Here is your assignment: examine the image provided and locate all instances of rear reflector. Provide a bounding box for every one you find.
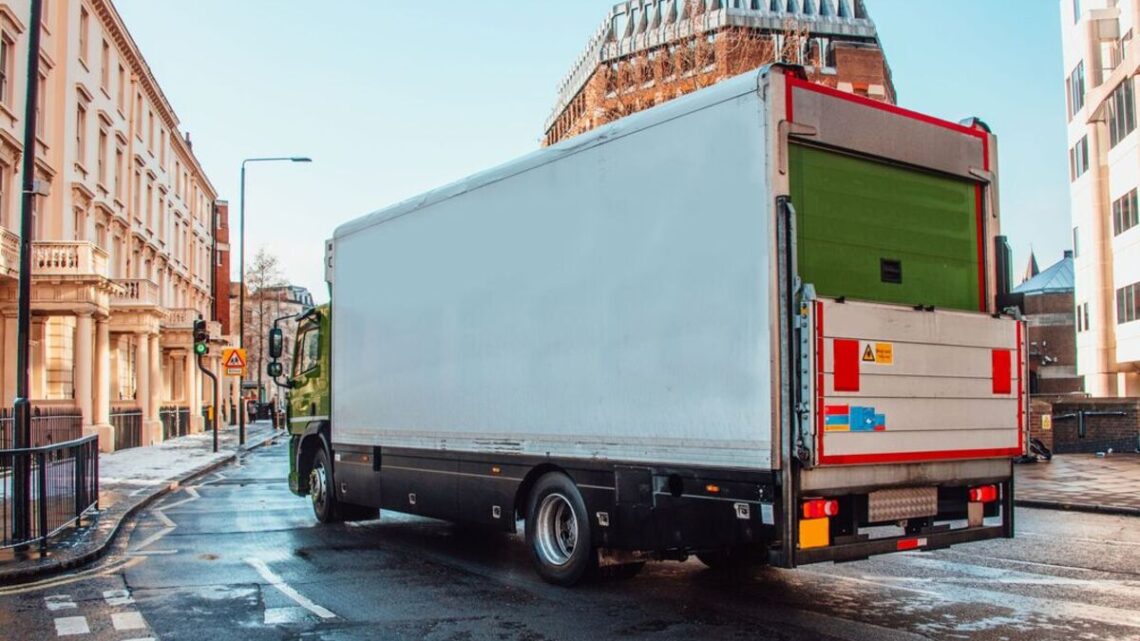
[897,537,927,551]
[968,485,999,503]
[802,499,839,520]
[834,339,861,391]
[991,349,1012,394]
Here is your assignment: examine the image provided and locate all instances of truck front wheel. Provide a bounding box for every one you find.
[525,473,593,586]
[309,447,339,523]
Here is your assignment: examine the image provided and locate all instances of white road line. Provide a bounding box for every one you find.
[131,526,175,552]
[156,496,197,511]
[0,557,143,597]
[152,510,176,528]
[245,557,336,619]
[103,589,134,606]
[44,594,76,611]
[111,611,147,631]
[130,549,179,556]
[53,616,90,636]
[185,486,200,499]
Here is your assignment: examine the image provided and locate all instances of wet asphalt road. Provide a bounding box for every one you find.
[1,439,1139,641]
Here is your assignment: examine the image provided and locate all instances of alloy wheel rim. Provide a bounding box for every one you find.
[310,462,328,512]
[535,492,578,566]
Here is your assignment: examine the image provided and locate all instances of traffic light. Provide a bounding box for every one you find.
[193,319,209,356]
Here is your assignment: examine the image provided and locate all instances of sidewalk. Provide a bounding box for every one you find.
[1015,453,1140,516]
[0,421,283,585]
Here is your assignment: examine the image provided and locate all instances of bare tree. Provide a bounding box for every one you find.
[244,247,285,401]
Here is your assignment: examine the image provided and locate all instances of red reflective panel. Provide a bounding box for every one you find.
[833,339,860,392]
[992,349,1012,394]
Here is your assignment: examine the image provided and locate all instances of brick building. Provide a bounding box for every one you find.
[212,200,231,336]
[543,0,895,146]
[1010,252,1082,395]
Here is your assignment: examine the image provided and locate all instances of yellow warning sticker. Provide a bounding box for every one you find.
[862,344,876,362]
[874,342,893,365]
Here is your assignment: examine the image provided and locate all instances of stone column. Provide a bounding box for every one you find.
[31,318,45,399]
[134,335,152,444]
[184,350,202,433]
[74,313,94,432]
[1,313,16,404]
[149,334,161,441]
[92,317,113,452]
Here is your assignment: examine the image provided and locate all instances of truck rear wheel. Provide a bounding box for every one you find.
[525,473,593,586]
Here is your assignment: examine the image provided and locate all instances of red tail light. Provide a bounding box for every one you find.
[968,485,998,503]
[802,498,839,519]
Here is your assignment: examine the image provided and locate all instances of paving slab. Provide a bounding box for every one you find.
[0,421,283,585]
[1015,453,1140,516]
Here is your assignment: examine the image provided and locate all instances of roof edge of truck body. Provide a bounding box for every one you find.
[332,66,791,242]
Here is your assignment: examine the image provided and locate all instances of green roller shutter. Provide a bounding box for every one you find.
[788,144,982,312]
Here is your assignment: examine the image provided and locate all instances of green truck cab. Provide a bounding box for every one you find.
[270,304,332,497]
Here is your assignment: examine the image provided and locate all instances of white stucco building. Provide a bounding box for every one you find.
[1062,0,1140,396]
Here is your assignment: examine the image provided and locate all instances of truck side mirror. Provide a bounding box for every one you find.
[268,328,284,359]
[267,361,283,378]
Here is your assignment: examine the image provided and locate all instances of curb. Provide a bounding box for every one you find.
[0,428,283,586]
[1014,498,1140,518]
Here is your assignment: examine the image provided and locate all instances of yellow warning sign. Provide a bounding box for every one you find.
[222,348,247,377]
[1041,415,1052,431]
[874,342,894,365]
[862,342,894,365]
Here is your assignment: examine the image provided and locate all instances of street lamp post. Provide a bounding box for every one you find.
[238,157,310,446]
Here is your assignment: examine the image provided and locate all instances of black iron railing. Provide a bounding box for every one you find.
[159,406,190,440]
[110,408,143,451]
[0,406,83,449]
[0,435,99,551]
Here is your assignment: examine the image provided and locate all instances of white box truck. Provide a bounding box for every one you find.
[271,66,1025,586]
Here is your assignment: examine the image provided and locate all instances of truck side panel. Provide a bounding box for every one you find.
[332,82,775,470]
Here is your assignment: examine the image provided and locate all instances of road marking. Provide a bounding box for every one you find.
[264,606,311,625]
[54,616,89,636]
[111,611,147,631]
[0,557,143,597]
[131,526,175,552]
[44,594,77,611]
[103,589,134,606]
[185,486,200,499]
[245,557,336,619]
[130,549,179,556]
[152,510,176,528]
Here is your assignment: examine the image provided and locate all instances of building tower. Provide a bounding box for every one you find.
[544,0,895,146]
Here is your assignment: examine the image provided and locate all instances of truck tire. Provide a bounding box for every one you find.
[309,447,340,523]
[525,472,593,586]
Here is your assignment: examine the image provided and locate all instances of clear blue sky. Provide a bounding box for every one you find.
[115,1,1069,301]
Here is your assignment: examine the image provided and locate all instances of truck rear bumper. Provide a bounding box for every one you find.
[796,522,1007,564]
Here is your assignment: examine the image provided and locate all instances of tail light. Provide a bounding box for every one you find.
[802,498,839,519]
[968,485,998,503]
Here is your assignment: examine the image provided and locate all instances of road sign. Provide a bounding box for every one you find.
[222,348,248,377]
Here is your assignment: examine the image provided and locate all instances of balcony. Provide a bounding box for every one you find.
[31,241,109,279]
[111,279,161,310]
[1,227,17,279]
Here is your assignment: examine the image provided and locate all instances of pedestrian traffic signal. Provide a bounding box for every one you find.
[193,319,209,356]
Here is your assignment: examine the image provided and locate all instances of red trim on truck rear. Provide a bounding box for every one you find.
[1017,321,1025,452]
[833,339,861,392]
[815,301,825,461]
[975,185,987,312]
[991,349,1012,394]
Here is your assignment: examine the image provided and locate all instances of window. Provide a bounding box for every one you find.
[1118,282,1140,324]
[97,129,107,184]
[0,162,9,229]
[76,103,88,165]
[1070,136,1089,181]
[1073,226,1080,258]
[78,7,89,64]
[1107,79,1136,147]
[1113,189,1139,235]
[117,64,125,110]
[147,110,153,151]
[132,169,141,215]
[35,74,46,139]
[1073,0,1081,23]
[1077,302,1090,331]
[100,39,110,90]
[0,35,12,106]
[295,328,321,375]
[146,182,152,228]
[1067,61,1085,119]
[114,147,124,199]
